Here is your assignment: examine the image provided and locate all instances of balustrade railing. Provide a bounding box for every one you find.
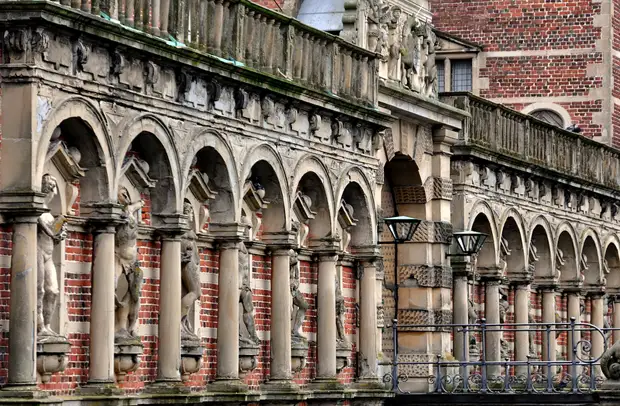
[35,0,377,106]
[387,318,612,395]
[442,92,620,190]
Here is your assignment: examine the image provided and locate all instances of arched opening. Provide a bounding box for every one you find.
[472,213,496,271]
[582,236,602,288]
[530,225,553,280]
[340,182,373,251]
[500,217,526,277]
[384,155,426,220]
[294,172,332,246]
[557,231,579,283]
[244,160,286,238]
[605,243,620,292]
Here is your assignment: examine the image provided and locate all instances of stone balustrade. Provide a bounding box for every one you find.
[38,0,378,106]
[441,92,620,191]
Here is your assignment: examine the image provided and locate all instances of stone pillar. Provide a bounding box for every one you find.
[484,279,501,377]
[88,227,117,384]
[590,293,605,376]
[4,217,39,391]
[514,284,530,375]
[155,237,182,384]
[567,291,582,361]
[541,288,557,375]
[358,259,379,383]
[267,248,293,387]
[315,253,338,383]
[452,260,471,363]
[613,296,620,344]
[211,240,244,390]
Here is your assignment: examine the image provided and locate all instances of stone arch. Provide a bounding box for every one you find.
[528,215,555,280]
[604,235,620,292]
[240,144,290,233]
[521,102,572,128]
[181,129,239,223]
[580,229,603,287]
[116,114,182,215]
[36,96,114,201]
[499,209,527,277]
[384,154,426,220]
[291,155,336,239]
[556,222,580,283]
[467,200,499,265]
[336,166,377,246]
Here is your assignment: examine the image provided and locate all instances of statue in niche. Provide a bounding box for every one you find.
[421,23,438,98]
[290,251,309,345]
[401,16,422,91]
[580,254,589,284]
[555,248,565,281]
[499,287,510,360]
[528,312,537,358]
[37,174,67,338]
[386,6,404,80]
[499,237,511,275]
[181,201,201,341]
[335,273,348,348]
[529,241,539,276]
[468,297,479,355]
[114,187,145,342]
[239,242,260,347]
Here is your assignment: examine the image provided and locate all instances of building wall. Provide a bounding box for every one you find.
[430,0,609,142]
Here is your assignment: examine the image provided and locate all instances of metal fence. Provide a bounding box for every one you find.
[385,318,614,394]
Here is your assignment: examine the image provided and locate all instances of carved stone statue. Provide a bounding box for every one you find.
[290,251,309,346]
[528,313,537,357]
[335,273,348,348]
[386,6,404,80]
[421,23,438,98]
[499,237,511,275]
[115,187,144,342]
[499,287,510,359]
[239,242,260,347]
[555,248,565,280]
[468,297,479,355]
[181,202,201,341]
[580,253,589,284]
[529,241,539,276]
[37,174,67,338]
[601,340,620,380]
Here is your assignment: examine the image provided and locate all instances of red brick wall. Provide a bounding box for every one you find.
[431,0,604,139]
[613,0,620,147]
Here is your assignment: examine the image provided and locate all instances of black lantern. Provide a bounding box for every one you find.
[382,216,422,244]
[451,231,487,256]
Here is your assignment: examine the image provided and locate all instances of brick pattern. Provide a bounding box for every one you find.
[431,0,604,139]
[140,192,152,225]
[0,226,11,386]
[338,266,357,384]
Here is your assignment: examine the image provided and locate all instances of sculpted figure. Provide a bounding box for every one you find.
[290,251,309,344]
[529,241,539,276]
[601,340,620,380]
[239,242,260,346]
[181,202,201,340]
[401,15,422,91]
[335,274,347,347]
[528,312,537,357]
[422,24,438,97]
[499,237,511,275]
[115,187,144,340]
[37,174,67,337]
[386,6,404,80]
[555,248,565,280]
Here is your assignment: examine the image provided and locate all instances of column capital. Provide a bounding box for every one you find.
[352,244,381,260]
[316,252,339,263]
[262,230,297,247]
[209,222,249,241]
[308,236,341,251]
[81,201,125,229]
[585,290,606,299]
[451,258,473,278]
[152,213,189,238]
[536,285,558,293]
[216,240,243,251]
[0,190,48,219]
[269,246,296,257]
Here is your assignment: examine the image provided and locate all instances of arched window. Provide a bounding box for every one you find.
[530,109,564,128]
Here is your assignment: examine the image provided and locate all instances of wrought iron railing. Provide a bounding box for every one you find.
[386,318,613,394]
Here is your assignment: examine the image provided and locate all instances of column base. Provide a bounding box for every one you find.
[260,379,299,393]
[76,382,122,396]
[309,377,344,392]
[0,385,46,399]
[208,378,249,393]
[144,380,189,394]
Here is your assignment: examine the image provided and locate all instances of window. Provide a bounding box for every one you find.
[437,60,445,93]
[530,109,564,128]
[452,60,472,91]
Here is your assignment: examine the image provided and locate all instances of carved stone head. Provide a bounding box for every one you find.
[183,200,195,224]
[41,173,58,205]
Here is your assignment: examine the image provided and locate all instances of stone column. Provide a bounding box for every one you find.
[484,279,501,377]
[514,284,530,375]
[567,291,581,361]
[315,253,338,383]
[155,237,182,384]
[358,259,379,383]
[73,225,118,394]
[452,259,471,363]
[590,293,605,376]
[267,248,293,387]
[4,217,39,391]
[613,296,620,344]
[211,240,243,390]
[541,288,557,375]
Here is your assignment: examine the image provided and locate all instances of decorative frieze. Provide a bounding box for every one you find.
[398,264,452,288]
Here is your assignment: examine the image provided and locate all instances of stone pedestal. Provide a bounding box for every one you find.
[36,337,71,383]
[291,343,308,374]
[239,345,259,377]
[114,339,143,382]
[180,338,203,382]
[336,346,351,374]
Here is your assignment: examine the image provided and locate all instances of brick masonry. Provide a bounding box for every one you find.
[430,0,607,140]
